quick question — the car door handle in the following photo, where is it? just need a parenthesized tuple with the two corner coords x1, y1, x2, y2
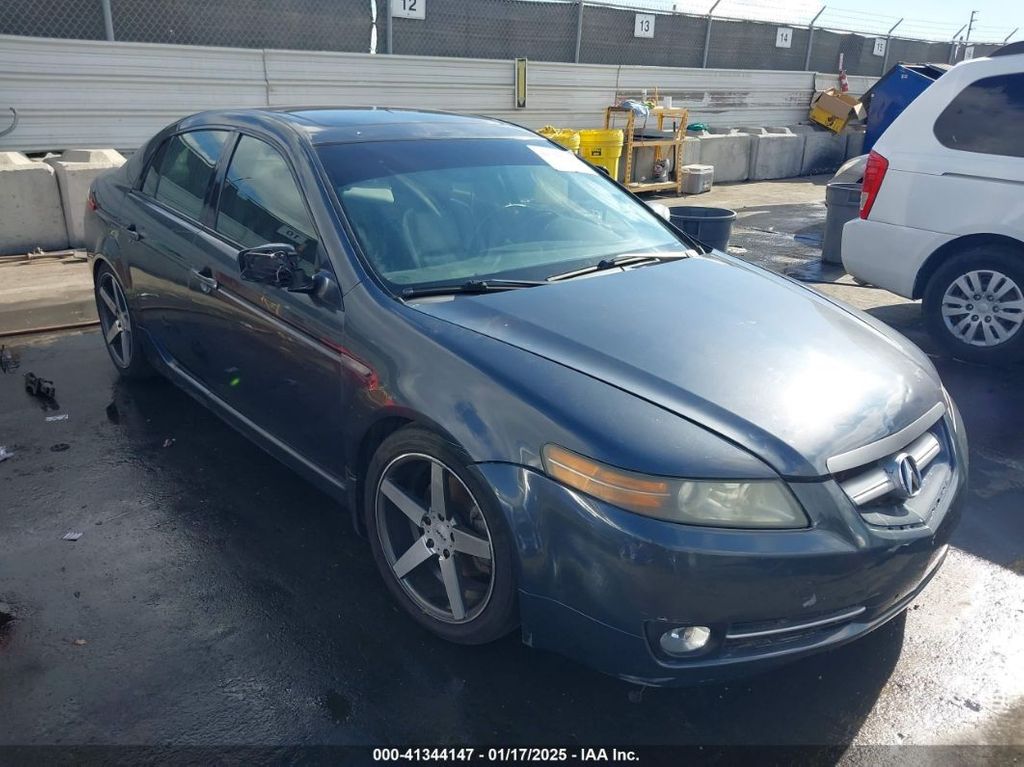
(189, 267, 218, 294)
(126, 223, 143, 241)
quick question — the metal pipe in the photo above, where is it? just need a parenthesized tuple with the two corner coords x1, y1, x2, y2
(574, 0, 584, 64)
(1004, 28, 1018, 43)
(804, 6, 826, 72)
(386, 0, 393, 54)
(881, 18, 902, 75)
(701, 0, 722, 69)
(100, 0, 115, 41)
(948, 24, 966, 64)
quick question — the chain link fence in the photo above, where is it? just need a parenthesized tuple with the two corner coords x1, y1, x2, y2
(0, 0, 1007, 74)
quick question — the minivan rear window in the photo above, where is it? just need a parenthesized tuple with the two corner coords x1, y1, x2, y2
(933, 73, 1024, 158)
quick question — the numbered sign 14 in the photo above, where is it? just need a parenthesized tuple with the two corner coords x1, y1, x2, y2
(392, 0, 424, 19)
(873, 38, 886, 57)
(634, 14, 655, 38)
(775, 27, 793, 48)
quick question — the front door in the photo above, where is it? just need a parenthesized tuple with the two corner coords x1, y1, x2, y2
(175, 134, 350, 479)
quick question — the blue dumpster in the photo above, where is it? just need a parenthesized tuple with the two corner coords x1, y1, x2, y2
(863, 63, 949, 152)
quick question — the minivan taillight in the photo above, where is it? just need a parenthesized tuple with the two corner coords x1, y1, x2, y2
(859, 150, 889, 220)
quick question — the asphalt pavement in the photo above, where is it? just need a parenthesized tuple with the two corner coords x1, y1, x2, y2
(1, 187, 1023, 755)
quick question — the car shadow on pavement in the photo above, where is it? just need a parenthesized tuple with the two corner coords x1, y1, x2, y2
(0, 332, 904, 748)
(103, 371, 907, 747)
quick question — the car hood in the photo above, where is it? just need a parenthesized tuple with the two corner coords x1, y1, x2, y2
(411, 255, 942, 477)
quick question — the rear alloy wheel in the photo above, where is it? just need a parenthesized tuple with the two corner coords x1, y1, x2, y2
(94, 264, 153, 378)
(365, 428, 517, 644)
(924, 246, 1024, 365)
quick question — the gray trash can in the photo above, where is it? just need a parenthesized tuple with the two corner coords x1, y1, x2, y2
(668, 206, 737, 251)
(822, 182, 861, 264)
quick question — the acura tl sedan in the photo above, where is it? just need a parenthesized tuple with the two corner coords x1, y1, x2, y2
(85, 108, 966, 685)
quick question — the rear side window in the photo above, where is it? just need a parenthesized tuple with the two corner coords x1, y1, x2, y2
(215, 136, 319, 267)
(934, 73, 1024, 158)
(145, 130, 229, 219)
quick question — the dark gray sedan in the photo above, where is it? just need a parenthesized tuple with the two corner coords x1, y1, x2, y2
(84, 108, 966, 685)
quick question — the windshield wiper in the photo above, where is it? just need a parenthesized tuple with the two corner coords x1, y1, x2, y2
(400, 279, 547, 299)
(546, 251, 692, 282)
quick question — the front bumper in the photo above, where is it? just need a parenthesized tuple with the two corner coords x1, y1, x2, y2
(479, 418, 966, 685)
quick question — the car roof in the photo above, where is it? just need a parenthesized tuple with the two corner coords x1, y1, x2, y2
(177, 107, 537, 145)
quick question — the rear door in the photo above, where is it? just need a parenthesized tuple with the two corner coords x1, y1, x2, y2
(176, 133, 350, 477)
(121, 129, 231, 366)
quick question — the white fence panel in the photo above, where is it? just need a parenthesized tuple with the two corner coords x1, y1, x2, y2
(0, 35, 867, 153)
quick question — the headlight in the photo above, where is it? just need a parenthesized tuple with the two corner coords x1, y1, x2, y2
(541, 444, 808, 529)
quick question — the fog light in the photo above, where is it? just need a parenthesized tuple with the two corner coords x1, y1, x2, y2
(659, 625, 711, 656)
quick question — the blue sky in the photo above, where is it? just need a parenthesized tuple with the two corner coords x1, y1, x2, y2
(612, 0, 1022, 42)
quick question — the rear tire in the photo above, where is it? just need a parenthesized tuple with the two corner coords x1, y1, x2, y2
(94, 262, 154, 379)
(923, 244, 1024, 365)
(364, 426, 518, 645)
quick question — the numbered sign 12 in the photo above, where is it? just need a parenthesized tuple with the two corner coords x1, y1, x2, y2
(392, 0, 424, 19)
(872, 38, 886, 57)
(775, 27, 793, 48)
(634, 14, 655, 38)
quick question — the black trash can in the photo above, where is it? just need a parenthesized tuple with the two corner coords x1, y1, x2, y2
(668, 206, 737, 251)
(822, 182, 861, 264)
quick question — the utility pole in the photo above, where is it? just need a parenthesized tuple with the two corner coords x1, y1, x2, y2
(966, 10, 977, 42)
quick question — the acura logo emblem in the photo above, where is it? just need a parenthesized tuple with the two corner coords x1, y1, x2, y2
(891, 453, 923, 499)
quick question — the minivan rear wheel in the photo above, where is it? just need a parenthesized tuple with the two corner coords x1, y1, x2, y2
(923, 245, 1024, 365)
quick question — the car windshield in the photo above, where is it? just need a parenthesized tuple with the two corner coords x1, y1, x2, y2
(316, 138, 686, 291)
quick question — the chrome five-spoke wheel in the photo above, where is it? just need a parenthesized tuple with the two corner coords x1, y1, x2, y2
(97, 269, 134, 368)
(375, 453, 494, 624)
(941, 269, 1024, 348)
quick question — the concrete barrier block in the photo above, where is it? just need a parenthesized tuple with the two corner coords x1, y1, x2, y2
(0, 152, 69, 256)
(800, 129, 848, 175)
(694, 130, 751, 183)
(45, 149, 126, 248)
(844, 129, 866, 160)
(748, 128, 805, 181)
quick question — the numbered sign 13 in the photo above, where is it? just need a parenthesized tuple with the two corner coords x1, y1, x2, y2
(634, 14, 655, 38)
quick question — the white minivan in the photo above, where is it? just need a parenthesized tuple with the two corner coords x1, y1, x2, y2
(842, 42, 1024, 364)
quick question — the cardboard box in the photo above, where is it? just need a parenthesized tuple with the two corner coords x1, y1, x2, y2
(809, 89, 865, 134)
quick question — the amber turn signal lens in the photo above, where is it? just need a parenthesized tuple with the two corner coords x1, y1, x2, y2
(541, 444, 672, 511)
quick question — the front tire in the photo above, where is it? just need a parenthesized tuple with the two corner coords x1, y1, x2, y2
(94, 263, 154, 379)
(364, 427, 518, 644)
(923, 245, 1024, 365)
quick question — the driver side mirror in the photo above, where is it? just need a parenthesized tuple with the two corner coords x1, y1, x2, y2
(238, 243, 315, 293)
(646, 201, 672, 221)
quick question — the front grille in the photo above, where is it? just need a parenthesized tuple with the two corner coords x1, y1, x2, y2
(829, 406, 955, 528)
(720, 606, 865, 658)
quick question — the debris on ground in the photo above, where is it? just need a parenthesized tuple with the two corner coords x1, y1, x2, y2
(45, 414, 69, 422)
(71, 638, 87, 646)
(61, 531, 83, 541)
(0, 602, 14, 628)
(50, 443, 70, 452)
(162, 438, 175, 448)
(0, 446, 13, 463)
(24, 372, 56, 400)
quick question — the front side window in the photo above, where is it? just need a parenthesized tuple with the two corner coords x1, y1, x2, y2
(316, 138, 685, 290)
(147, 130, 228, 219)
(934, 73, 1024, 158)
(215, 136, 319, 267)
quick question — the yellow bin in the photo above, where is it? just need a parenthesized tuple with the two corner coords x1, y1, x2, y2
(578, 129, 624, 179)
(537, 126, 581, 154)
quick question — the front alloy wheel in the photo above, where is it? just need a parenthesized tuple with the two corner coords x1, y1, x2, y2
(365, 428, 517, 643)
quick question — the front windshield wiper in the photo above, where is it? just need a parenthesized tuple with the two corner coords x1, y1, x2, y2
(400, 279, 547, 299)
(546, 251, 692, 282)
